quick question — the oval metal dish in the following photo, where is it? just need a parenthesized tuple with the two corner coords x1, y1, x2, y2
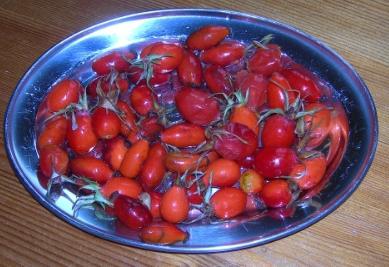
(4, 9, 378, 253)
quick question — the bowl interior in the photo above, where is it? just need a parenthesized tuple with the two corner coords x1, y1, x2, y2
(4, 9, 378, 253)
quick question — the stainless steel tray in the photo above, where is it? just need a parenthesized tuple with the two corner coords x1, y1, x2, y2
(4, 9, 378, 253)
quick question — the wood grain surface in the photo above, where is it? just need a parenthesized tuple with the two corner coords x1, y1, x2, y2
(0, 0, 388, 266)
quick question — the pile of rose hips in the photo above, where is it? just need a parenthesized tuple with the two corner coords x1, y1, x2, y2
(36, 25, 349, 245)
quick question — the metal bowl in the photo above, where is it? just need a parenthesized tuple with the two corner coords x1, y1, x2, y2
(4, 9, 378, 253)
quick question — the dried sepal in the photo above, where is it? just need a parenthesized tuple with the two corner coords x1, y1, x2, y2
(258, 108, 285, 124)
(130, 54, 169, 90)
(294, 108, 319, 120)
(203, 171, 214, 204)
(212, 129, 249, 145)
(245, 34, 274, 56)
(286, 180, 301, 208)
(299, 150, 322, 160)
(295, 117, 306, 138)
(252, 34, 274, 49)
(164, 143, 180, 152)
(72, 177, 113, 217)
(46, 172, 77, 202)
(218, 90, 248, 123)
(94, 207, 116, 221)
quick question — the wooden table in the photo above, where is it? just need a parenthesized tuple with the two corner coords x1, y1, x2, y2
(1, 1, 388, 266)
